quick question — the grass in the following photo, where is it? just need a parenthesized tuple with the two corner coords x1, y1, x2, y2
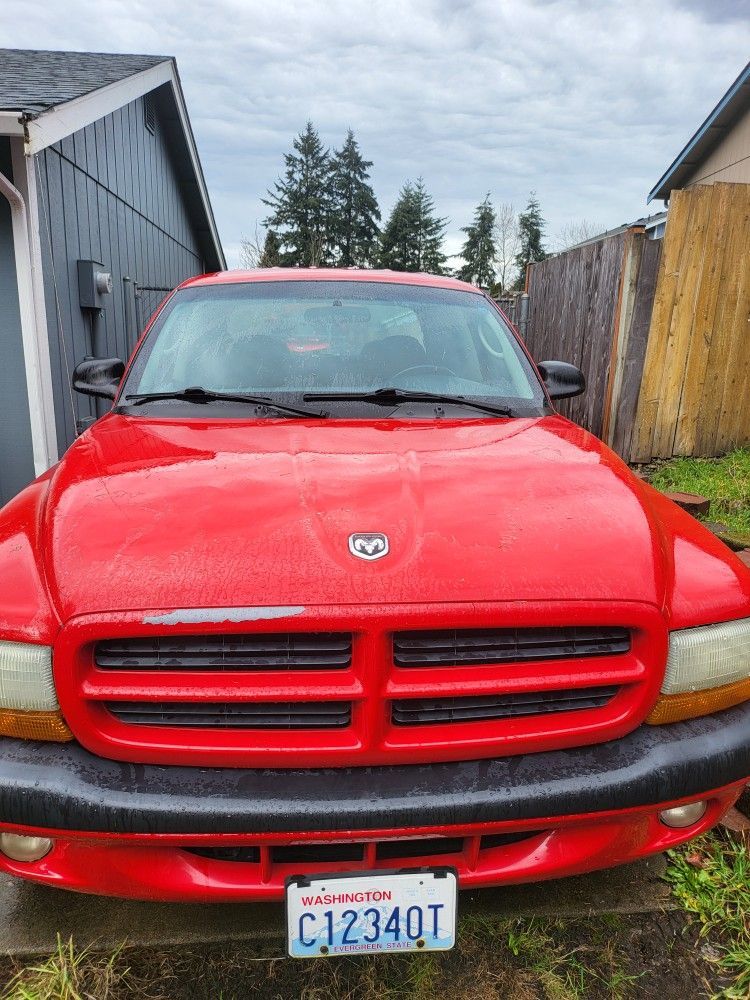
(665, 829, 750, 999)
(501, 916, 632, 999)
(1, 937, 132, 1000)
(0, 913, 676, 1000)
(637, 447, 750, 988)
(647, 448, 750, 534)
(7, 851, 747, 1000)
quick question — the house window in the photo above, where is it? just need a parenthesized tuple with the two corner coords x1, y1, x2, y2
(144, 94, 156, 135)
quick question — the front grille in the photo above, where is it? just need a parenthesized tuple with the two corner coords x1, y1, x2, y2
(482, 831, 544, 850)
(274, 843, 365, 864)
(393, 627, 630, 667)
(376, 837, 464, 859)
(107, 700, 352, 729)
(95, 633, 352, 671)
(182, 830, 544, 867)
(66, 605, 659, 768)
(391, 685, 618, 726)
(187, 845, 262, 863)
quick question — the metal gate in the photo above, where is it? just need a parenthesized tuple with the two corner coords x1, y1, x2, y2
(494, 294, 529, 338)
(134, 284, 173, 338)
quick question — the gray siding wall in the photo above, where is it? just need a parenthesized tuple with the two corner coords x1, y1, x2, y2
(36, 91, 208, 454)
(0, 137, 35, 505)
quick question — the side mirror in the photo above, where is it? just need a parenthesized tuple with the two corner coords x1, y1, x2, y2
(72, 357, 125, 400)
(537, 360, 586, 400)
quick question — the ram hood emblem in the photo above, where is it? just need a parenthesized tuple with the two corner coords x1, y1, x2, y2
(348, 532, 389, 561)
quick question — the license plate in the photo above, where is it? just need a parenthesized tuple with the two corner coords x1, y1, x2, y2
(286, 868, 457, 958)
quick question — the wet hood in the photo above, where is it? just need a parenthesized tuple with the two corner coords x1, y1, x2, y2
(43, 414, 666, 620)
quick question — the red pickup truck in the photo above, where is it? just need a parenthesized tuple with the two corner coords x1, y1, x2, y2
(1, 270, 748, 954)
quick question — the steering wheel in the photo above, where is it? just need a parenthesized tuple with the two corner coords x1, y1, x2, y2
(390, 364, 458, 379)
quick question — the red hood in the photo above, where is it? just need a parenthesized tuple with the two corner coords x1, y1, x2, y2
(42, 414, 665, 621)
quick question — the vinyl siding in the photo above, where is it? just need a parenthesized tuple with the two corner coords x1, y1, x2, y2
(35, 88, 207, 455)
(684, 104, 750, 187)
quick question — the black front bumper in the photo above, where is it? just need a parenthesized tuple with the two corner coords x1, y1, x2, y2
(2, 703, 750, 835)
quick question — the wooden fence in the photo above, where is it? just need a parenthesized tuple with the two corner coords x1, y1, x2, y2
(604, 235, 663, 458)
(522, 182, 749, 462)
(524, 229, 657, 440)
(629, 183, 750, 461)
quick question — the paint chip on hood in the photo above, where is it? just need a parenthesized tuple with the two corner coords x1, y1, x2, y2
(143, 606, 306, 626)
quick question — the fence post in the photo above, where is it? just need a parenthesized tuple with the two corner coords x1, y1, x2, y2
(518, 292, 529, 341)
(123, 276, 136, 350)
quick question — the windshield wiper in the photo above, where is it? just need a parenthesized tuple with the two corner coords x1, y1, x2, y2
(303, 388, 514, 417)
(123, 386, 327, 418)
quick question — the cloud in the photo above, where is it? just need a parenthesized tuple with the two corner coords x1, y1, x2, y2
(1, 0, 747, 266)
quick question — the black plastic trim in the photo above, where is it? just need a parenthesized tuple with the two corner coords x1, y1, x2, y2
(106, 700, 352, 729)
(95, 632, 353, 671)
(391, 686, 617, 725)
(0, 703, 749, 835)
(393, 626, 630, 667)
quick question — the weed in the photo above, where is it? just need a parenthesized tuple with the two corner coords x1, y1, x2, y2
(665, 829, 750, 998)
(1, 936, 131, 1000)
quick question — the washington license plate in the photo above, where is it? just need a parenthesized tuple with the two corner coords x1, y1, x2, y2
(286, 869, 457, 958)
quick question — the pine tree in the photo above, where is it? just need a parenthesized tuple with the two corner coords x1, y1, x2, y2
(412, 178, 448, 274)
(379, 182, 417, 271)
(258, 230, 282, 267)
(379, 178, 447, 274)
(457, 194, 497, 288)
(514, 192, 546, 289)
(262, 122, 332, 266)
(330, 130, 381, 266)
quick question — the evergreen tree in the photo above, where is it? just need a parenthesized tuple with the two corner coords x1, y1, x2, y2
(258, 230, 282, 267)
(379, 182, 417, 271)
(262, 122, 332, 266)
(412, 178, 448, 274)
(330, 130, 381, 266)
(514, 192, 546, 288)
(379, 178, 447, 274)
(457, 194, 497, 288)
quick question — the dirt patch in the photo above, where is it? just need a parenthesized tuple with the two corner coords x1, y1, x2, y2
(0, 909, 726, 1000)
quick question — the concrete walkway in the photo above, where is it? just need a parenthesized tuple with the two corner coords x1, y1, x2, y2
(1, 856, 674, 958)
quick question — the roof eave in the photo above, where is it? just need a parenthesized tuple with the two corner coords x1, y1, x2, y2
(21, 59, 174, 151)
(18, 59, 225, 270)
(0, 111, 25, 135)
(166, 62, 226, 270)
(648, 61, 750, 203)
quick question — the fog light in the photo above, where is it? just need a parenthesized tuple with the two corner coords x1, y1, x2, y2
(0, 832, 53, 862)
(659, 801, 708, 829)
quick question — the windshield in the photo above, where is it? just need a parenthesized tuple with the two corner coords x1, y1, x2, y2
(121, 280, 546, 417)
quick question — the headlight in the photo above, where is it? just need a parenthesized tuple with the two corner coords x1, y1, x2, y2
(647, 618, 750, 724)
(0, 640, 72, 741)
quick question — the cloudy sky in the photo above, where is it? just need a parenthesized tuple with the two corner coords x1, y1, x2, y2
(2, 0, 748, 267)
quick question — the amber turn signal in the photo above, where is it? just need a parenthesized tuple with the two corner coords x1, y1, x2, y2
(0, 708, 73, 742)
(646, 675, 750, 725)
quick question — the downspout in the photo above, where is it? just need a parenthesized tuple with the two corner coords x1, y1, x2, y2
(0, 165, 55, 477)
